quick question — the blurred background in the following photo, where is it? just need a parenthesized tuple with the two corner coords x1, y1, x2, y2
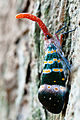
(0, 0, 80, 120)
(0, 0, 39, 120)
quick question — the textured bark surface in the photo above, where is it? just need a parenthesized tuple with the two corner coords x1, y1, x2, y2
(0, 0, 80, 120)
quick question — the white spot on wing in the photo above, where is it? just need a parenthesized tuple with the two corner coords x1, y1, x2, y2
(49, 97, 51, 100)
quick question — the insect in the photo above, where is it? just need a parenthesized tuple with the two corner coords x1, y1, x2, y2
(16, 13, 71, 114)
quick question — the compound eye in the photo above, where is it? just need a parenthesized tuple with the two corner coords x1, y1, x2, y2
(46, 35, 51, 39)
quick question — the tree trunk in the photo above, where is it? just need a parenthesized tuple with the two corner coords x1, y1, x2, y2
(0, 0, 80, 120)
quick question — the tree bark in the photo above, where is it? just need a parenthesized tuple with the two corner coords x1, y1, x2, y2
(0, 0, 80, 120)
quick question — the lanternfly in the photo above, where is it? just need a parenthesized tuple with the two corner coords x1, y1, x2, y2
(16, 13, 72, 114)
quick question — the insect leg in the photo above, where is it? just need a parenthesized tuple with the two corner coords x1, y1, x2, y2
(61, 27, 77, 35)
(55, 23, 67, 46)
(55, 23, 67, 34)
(57, 28, 76, 71)
(60, 27, 77, 46)
(57, 50, 71, 72)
